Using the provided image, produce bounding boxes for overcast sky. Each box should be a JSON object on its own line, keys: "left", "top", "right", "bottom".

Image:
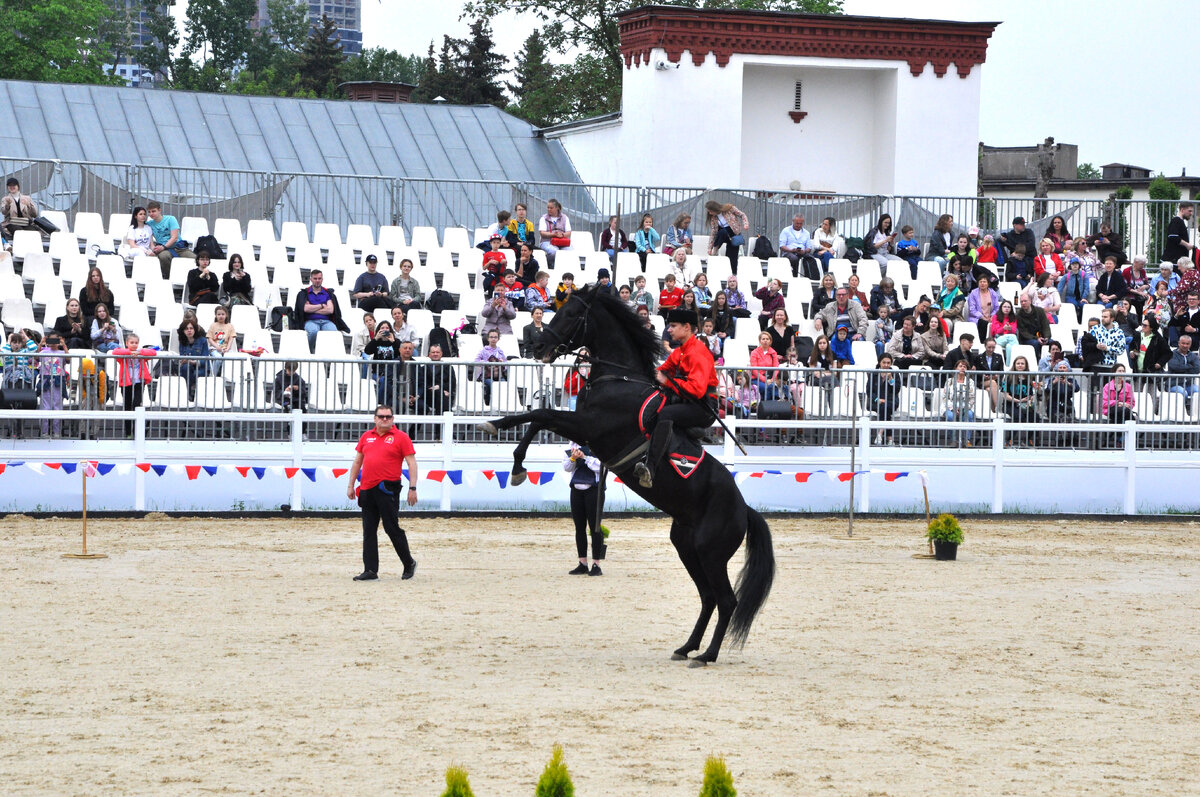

{"left": 363, "top": 0, "right": 1195, "bottom": 176}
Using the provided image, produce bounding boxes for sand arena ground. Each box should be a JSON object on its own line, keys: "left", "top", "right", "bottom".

{"left": 2, "top": 514, "right": 1198, "bottom": 796}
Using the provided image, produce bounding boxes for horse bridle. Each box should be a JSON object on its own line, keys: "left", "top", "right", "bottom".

{"left": 539, "top": 292, "right": 653, "bottom": 379}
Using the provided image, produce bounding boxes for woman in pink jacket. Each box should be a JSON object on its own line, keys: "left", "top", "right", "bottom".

{"left": 750, "top": 331, "right": 782, "bottom": 401}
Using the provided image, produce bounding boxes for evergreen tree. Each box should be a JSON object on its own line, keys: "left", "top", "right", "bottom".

{"left": 506, "top": 31, "right": 558, "bottom": 127}
{"left": 447, "top": 17, "right": 507, "bottom": 107}
{"left": 138, "top": 0, "right": 179, "bottom": 83}
{"left": 342, "top": 48, "right": 425, "bottom": 85}
{"left": 298, "top": 14, "right": 346, "bottom": 97}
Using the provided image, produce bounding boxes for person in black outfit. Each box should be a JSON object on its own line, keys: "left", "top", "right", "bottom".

{"left": 1170, "top": 291, "right": 1200, "bottom": 340}
{"left": 564, "top": 442, "right": 605, "bottom": 576}
{"left": 867, "top": 353, "right": 900, "bottom": 445}
{"left": 345, "top": 406, "right": 418, "bottom": 581}
{"left": 186, "top": 251, "right": 220, "bottom": 305}
{"left": 351, "top": 254, "right": 395, "bottom": 314}
{"left": 943, "top": 333, "right": 977, "bottom": 371}
{"left": 1087, "top": 222, "right": 1127, "bottom": 266}
{"left": 53, "top": 298, "right": 91, "bottom": 349}
{"left": 221, "top": 253, "right": 254, "bottom": 306}
{"left": 1161, "top": 202, "right": 1194, "bottom": 263}
{"left": 998, "top": 216, "right": 1037, "bottom": 263}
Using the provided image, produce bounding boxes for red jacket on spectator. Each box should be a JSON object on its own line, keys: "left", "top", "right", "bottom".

{"left": 659, "top": 286, "right": 684, "bottom": 310}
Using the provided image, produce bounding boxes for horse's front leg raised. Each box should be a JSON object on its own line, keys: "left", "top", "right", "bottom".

{"left": 477, "top": 409, "right": 587, "bottom": 485}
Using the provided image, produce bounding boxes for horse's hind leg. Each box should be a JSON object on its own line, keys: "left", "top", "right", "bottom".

{"left": 691, "top": 546, "right": 738, "bottom": 666}
{"left": 670, "top": 521, "right": 715, "bottom": 661}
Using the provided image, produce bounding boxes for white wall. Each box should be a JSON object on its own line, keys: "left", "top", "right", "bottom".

{"left": 891, "top": 61, "right": 983, "bottom": 196}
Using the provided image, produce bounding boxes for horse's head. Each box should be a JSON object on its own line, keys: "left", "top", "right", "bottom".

{"left": 535, "top": 287, "right": 594, "bottom": 362}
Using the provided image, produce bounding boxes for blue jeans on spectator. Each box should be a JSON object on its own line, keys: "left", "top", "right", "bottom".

{"left": 1170, "top": 383, "right": 1198, "bottom": 400}
{"left": 818, "top": 250, "right": 833, "bottom": 272}
{"left": 95, "top": 340, "right": 119, "bottom": 354}
{"left": 305, "top": 318, "right": 337, "bottom": 350}
{"left": 753, "top": 379, "right": 781, "bottom": 402}
{"left": 944, "top": 408, "right": 975, "bottom": 444}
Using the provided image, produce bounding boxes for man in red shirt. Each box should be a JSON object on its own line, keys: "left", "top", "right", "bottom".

{"left": 633, "top": 309, "right": 718, "bottom": 489}
{"left": 346, "top": 404, "right": 420, "bottom": 581}
{"left": 658, "top": 273, "right": 684, "bottom": 317}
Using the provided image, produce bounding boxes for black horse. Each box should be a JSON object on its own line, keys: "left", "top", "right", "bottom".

{"left": 479, "top": 286, "right": 774, "bottom": 665}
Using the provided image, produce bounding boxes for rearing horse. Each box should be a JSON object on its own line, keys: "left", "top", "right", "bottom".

{"left": 478, "top": 286, "right": 774, "bottom": 665}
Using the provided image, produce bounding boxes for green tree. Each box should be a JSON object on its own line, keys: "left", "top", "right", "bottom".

{"left": 265, "top": 0, "right": 309, "bottom": 52}
{"left": 440, "top": 765, "right": 475, "bottom": 797}
{"left": 534, "top": 745, "right": 575, "bottom": 797}
{"left": 0, "top": 0, "right": 123, "bottom": 85}
{"left": 182, "top": 0, "right": 257, "bottom": 74}
{"left": 698, "top": 755, "right": 737, "bottom": 797}
{"left": 507, "top": 32, "right": 559, "bottom": 126}
{"left": 298, "top": 14, "right": 346, "bottom": 97}
{"left": 97, "top": 1, "right": 137, "bottom": 75}
{"left": 138, "top": 0, "right": 180, "bottom": 83}
{"left": 442, "top": 17, "right": 508, "bottom": 106}
{"left": 1148, "top": 174, "right": 1183, "bottom": 263}
{"left": 341, "top": 47, "right": 425, "bottom": 85}
{"left": 1076, "top": 163, "right": 1101, "bottom": 180}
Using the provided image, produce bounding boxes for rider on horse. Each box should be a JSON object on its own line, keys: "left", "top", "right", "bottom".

{"left": 634, "top": 308, "right": 718, "bottom": 489}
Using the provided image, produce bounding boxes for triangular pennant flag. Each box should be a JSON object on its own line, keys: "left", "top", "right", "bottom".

{"left": 0, "top": 464, "right": 9, "bottom": 476}
{"left": 60, "top": 463, "right": 77, "bottom": 474}
{"left": 185, "top": 465, "right": 202, "bottom": 480}
{"left": 168, "top": 465, "right": 186, "bottom": 475}
{"left": 482, "top": 469, "right": 495, "bottom": 481}
{"left": 463, "top": 471, "right": 477, "bottom": 488}
{"left": 427, "top": 470, "right": 448, "bottom": 482}
{"left": 151, "top": 464, "right": 168, "bottom": 476}
{"left": 45, "top": 462, "right": 62, "bottom": 470}
{"left": 402, "top": 468, "right": 409, "bottom": 481}
{"left": 97, "top": 463, "right": 115, "bottom": 476}
{"left": 301, "top": 468, "right": 317, "bottom": 482}
{"left": 115, "top": 464, "right": 133, "bottom": 476}
{"left": 135, "top": 462, "right": 152, "bottom": 473}
{"left": 749, "top": 472, "right": 765, "bottom": 478}
{"left": 496, "top": 471, "right": 509, "bottom": 488}
{"left": 252, "top": 467, "right": 267, "bottom": 480}
{"left": 284, "top": 467, "right": 300, "bottom": 479}
{"left": 765, "top": 470, "right": 782, "bottom": 475}
{"left": 24, "top": 463, "right": 42, "bottom": 475}
{"left": 540, "top": 471, "right": 554, "bottom": 485}
{"left": 447, "top": 470, "right": 463, "bottom": 485}
{"left": 8, "top": 461, "right": 24, "bottom": 467}
{"left": 202, "top": 466, "right": 218, "bottom": 477}
{"left": 795, "top": 472, "right": 813, "bottom": 482}
{"left": 331, "top": 468, "right": 348, "bottom": 479}
{"left": 837, "top": 472, "right": 856, "bottom": 482}
{"left": 735, "top": 472, "right": 752, "bottom": 485}
{"left": 884, "top": 471, "right": 908, "bottom": 482}
{"left": 236, "top": 466, "right": 251, "bottom": 478}
{"left": 527, "top": 471, "right": 542, "bottom": 485}
{"left": 919, "top": 470, "right": 930, "bottom": 489}
{"left": 613, "top": 475, "right": 623, "bottom": 485}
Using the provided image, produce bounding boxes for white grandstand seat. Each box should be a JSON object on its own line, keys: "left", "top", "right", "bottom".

{"left": 214, "top": 218, "right": 244, "bottom": 245}
{"left": 705, "top": 256, "right": 732, "bottom": 285}
{"left": 914, "top": 261, "right": 943, "bottom": 294}
{"left": 690, "top": 234, "right": 709, "bottom": 258}
{"left": 194, "top": 304, "right": 217, "bottom": 330}
{"left": 257, "top": 242, "right": 290, "bottom": 271}
{"left": 72, "top": 212, "right": 107, "bottom": 243}
{"left": 180, "top": 216, "right": 210, "bottom": 245}
{"left": 583, "top": 251, "right": 609, "bottom": 274}
{"left": 409, "top": 226, "right": 440, "bottom": 253}
{"left": 439, "top": 268, "right": 473, "bottom": 302}
{"left": 230, "top": 304, "right": 263, "bottom": 333}
{"left": 346, "top": 224, "right": 376, "bottom": 252}
{"left": 554, "top": 251, "right": 581, "bottom": 276}
{"left": 377, "top": 225, "right": 407, "bottom": 253}
{"left": 442, "top": 227, "right": 472, "bottom": 255}
{"left": 41, "top": 210, "right": 69, "bottom": 236}
{"left": 130, "top": 255, "right": 161, "bottom": 288}
{"left": 30, "top": 275, "right": 65, "bottom": 312}
{"left": 289, "top": 242, "right": 322, "bottom": 270}
{"left": 1080, "top": 304, "right": 1103, "bottom": 327}
{"left": 280, "top": 221, "right": 310, "bottom": 248}
{"left": 615, "top": 252, "right": 640, "bottom": 277}
{"left": 240, "top": 328, "right": 275, "bottom": 354}
{"left": 457, "top": 248, "right": 483, "bottom": 275}
{"left": 322, "top": 246, "right": 355, "bottom": 282}
{"left": 106, "top": 213, "right": 129, "bottom": 242}
{"left": 96, "top": 254, "right": 128, "bottom": 284}
{"left": 313, "top": 329, "right": 348, "bottom": 359}
{"left": 828, "top": 259, "right": 853, "bottom": 286}
{"left": 12, "top": 230, "right": 43, "bottom": 260}
{"left": 721, "top": 341, "right": 750, "bottom": 368}
{"left": 391, "top": 245, "right": 420, "bottom": 268}
{"left": 246, "top": 219, "right": 280, "bottom": 247}
{"left": 343, "top": 378, "right": 377, "bottom": 412}
{"left": 457, "top": 334, "right": 484, "bottom": 363}
{"left": 1049, "top": 323, "right": 1075, "bottom": 348}
{"left": 1009, "top": 344, "right": 1038, "bottom": 369}
{"left": 168, "top": 256, "right": 193, "bottom": 288}
{"left": 20, "top": 252, "right": 55, "bottom": 283}
{"left": 733, "top": 316, "right": 761, "bottom": 346}
{"left": 142, "top": 277, "right": 176, "bottom": 310}
{"left": 312, "top": 223, "right": 343, "bottom": 250}
{"left": 278, "top": 329, "right": 313, "bottom": 359}
{"left": 764, "top": 257, "right": 793, "bottom": 284}
{"left": 192, "top": 376, "right": 231, "bottom": 410}
{"left": 109, "top": 279, "right": 140, "bottom": 312}
{"left": 149, "top": 375, "right": 193, "bottom": 409}
{"left": 850, "top": 340, "right": 877, "bottom": 369}
{"left": 855, "top": 259, "right": 883, "bottom": 288}
{"left": 406, "top": 309, "right": 435, "bottom": 339}
{"left": 270, "top": 260, "right": 302, "bottom": 290}
{"left": 424, "top": 248, "right": 454, "bottom": 275}
{"left": 48, "top": 232, "right": 81, "bottom": 263}
{"left": 308, "top": 373, "right": 343, "bottom": 411}
{"left": 644, "top": 252, "right": 670, "bottom": 276}
{"left": 472, "top": 227, "right": 491, "bottom": 248}
{"left": 566, "top": 230, "right": 595, "bottom": 253}
{"left": 789, "top": 276, "right": 814, "bottom": 307}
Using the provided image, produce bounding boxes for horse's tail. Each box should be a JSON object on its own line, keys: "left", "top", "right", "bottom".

{"left": 729, "top": 507, "right": 775, "bottom": 649}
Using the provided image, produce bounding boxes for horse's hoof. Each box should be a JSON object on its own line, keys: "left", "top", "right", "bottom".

{"left": 477, "top": 421, "right": 498, "bottom": 437}
{"left": 687, "top": 658, "right": 709, "bottom": 668}
{"left": 670, "top": 652, "right": 690, "bottom": 661}
{"left": 510, "top": 470, "right": 527, "bottom": 486}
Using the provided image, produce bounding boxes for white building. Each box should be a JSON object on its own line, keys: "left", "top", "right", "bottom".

{"left": 547, "top": 6, "right": 998, "bottom": 197}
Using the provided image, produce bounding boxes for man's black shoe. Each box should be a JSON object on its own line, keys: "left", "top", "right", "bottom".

{"left": 569, "top": 563, "right": 589, "bottom": 575}
{"left": 353, "top": 570, "right": 378, "bottom": 581}
{"left": 401, "top": 560, "right": 417, "bottom": 580}
{"left": 588, "top": 563, "right": 603, "bottom": 577}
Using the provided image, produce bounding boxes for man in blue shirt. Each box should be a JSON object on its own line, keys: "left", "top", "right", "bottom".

{"left": 777, "top": 214, "right": 813, "bottom": 278}
{"left": 146, "top": 200, "right": 195, "bottom": 278}
{"left": 293, "top": 269, "right": 349, "bottom": 351}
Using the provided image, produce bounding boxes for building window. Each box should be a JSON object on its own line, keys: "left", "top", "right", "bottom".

{"left": 793, "top": 81, "right": 803, "bottom": 111}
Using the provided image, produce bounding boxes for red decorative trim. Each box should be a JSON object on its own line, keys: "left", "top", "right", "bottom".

{"left": 788, "top": 110, "right": 808, "bottom": 123}
{"left": 617, "top": 6, "right": 997, "bottom": 79}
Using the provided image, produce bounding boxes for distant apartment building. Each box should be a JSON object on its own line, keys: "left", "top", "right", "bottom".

{"left": 107, "top": 0, "right": 175, "bottom": 88}
{"left": 251, "top": 0, "right": 362, "bottom": 55}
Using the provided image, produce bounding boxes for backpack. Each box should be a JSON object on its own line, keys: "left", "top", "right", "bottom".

{"left": 425, "top": 288, "right": 457, "bottom": 314}
{"left": 752, "top": 235, "right": 775, "bottom": 260}
{"left": 268, "top": 306, "right": 293, "bottom": 332}
{"left": 425, "top": 325, "right": 457, "bottom": 358}
{"left": 800, "top": 254, "right": 821, "bottom": 281}
{"left": 194, "top": 234, "right": 225, "bottom": 259}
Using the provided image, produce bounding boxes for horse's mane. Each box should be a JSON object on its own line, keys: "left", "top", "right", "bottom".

{"left": 574, "top": 284, "right": 663, "bottom": 374}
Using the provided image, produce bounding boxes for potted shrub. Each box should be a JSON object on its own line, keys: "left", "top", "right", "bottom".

{"left": 926, "top": 513, "right": 964, "bottom": 560}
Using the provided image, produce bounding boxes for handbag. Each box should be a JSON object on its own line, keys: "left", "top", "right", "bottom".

{"left": 550, "top": 236, "right": 571, "bottom": 248}
{"left": 729, "top": 233, "right": 746, "bottom": 248}
{"left": 32, "top": 216, "right": 59, "bottom": 235}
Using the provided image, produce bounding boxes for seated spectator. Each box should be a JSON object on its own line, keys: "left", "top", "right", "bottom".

{"left": 862, "top": 212, "right": 900, "bottom": 273}
{"left": 146, "top": 200, "right": 195, "bottom": 279}
{"left": 388, "top": 306, "right": 418, "bottom": 346}
{"left": 724, "top": 275, "right": 751, "bottom": 318}
{"left": 481, "top": 236, "right": 509, "bottom": 296}
{"left": 812, "top": 272, "right": 837, "bottom": 314}
{"left": 1095, "top": 256, "right": 1128, "bottom": 308}
{"left": 667, "top": 248, "right": 693, "bottom": 288}
{"left": 1122, "top": 255, "right": 1152, "bottom": 312}
{"left": 474, "top": 329, "right": 508, "bottom": 404}
{"left": 1065, "top": 237, "right": 1099, "bottom": 281}
{"left": 415, "top": 343, "right": 457, "bottom": 417}
{"left": 808, "top": 334, "right": 838, "bottom": 393}
{"left": 293, "top": 269, "right": 349, "bottom": 351}
{"left": 480, "top": 291, "right": 516, "bottom": 337}
{"left": 679, "top": 289, "right": 700, "bottom": 321}
{"left": 844, "top": 274, "right": 868, "bottom": 308}
{"left": 895, "top": 225, "right": 922, "bottom": 279}
{"left": 750, "top": 331, "right": 782, "bottom": 401}
{"left": 562, "top": 348, "right": 590, "bottom": 410}
{"left": 351, "top": 253, "right": 394, "bottom": 314}
{"left": 868, "top": 353, "right": 899, "bottom": 445}
{"left": 872, "top": 304, "right": 895, "bottom": 358}
{"left": 512, "top": 243, "right": 538, "bottom": 284}
{"left": 90, "top": 303, "right": 123, "bottom": 354}
{"left": 1076, "top": 317, "right": 1106, "bottom": 373}
{"left": 1087, "top": 222, "right": 1126, "bottom": 266}
{"left": 945, "top": 235, "right": 977, "bottom": 290}
{"left": 1145, "top": 279, "right": 1174, "bottom": 334}
{"left": 1000, "top": 356, "right": 1042, "bottom": 446}
{"left": 967, "top": 275, "right": 1001, "bottom": 343}
{"left": 990, "top": 300, "right": 1021, "bottom": 364}
{"left": 631, "top": 274, "right": 656, "bottom": 314}
{"left": 174, "top": 318, "right": 209, "bottom": 397}
{"left": 755, "top": 278, "right": 787, "bottom": 329}
{"left": 1044, "top": 361, "right": 1079, "bottom": 426}
{"left": 922, "top": 314, "right": 949, "bottom": 367}
{"left": 975, "top": 338, "right": 1005, "bottom": 409}
{"left": 1167, "top": 334, "right": 1200, "bottom": 398}
{"left": 1025, "top": 271, "right": 1062, "bottom": 322}
{"left": 829, "top": 323, "right": 855, "bottom": 367}
{"left": 498, "top": 269, "right": 526, "bottom": 309}
{"left": 555, "top": 272, "right": 575, "bottom": 310}
{"left": 659, "top": 273, "right": 685, "bottom": 317}
{"left": 897, "top": 295, "right": 934, "bottom": 334}
{"left": 728, "top": 372, "right": 757, "bottom": 419}
{"left": 1101, "top": 364, "right": 1136, "bottom": 423}
{"left": 1037, "top": 340, "right": 1066, "bottom": 372}
{"left": 2, "top": 329, "right": 38, "bottom": 389}
{"left": 538, "top": 198, "right": 572, "bottom": 268}
{"left": 599, "top": 215, "right": 628, "bottom": 265}
{"left": 1007, "top": 243, "right": 1032, "bottom": 287}
{"left": 350, "top": 312, "right": 376, "bottom": 377}
{"left": 478, "top": 209, "right": 511, "bottom": 252}
{"left": 388, "top": 257, "right": 424, "bottom": 312}
{"left": 816, "top": 287, "right": 868, "bottom": 341}
{"left": 206, "top": 305, "right": 236, "bottom": 374}
{"left": 869, "top": 277, "right": 901, "bottom": 319}
{"left": 975, "top": 234, "right": 1000, "bottom": 268}
{"left": 697, "top": 317, "right": 722, "bottom": 359}
{"left": 943, "top": 332, "right": 976, "bottom": 371}
{"left": 78, "top": 267, "right": 114, "bottom": 321}
{"left": 765, "top": 307, "right": 797, "bottom": 359}
{"left": 885, "top": 315, "right": 925, "bottom": 369}
{"left": 1132, "top": 315, "right": 1171, "bottom": 374}
{"left": 664, "top": 213, "right": 693, "bottom": 256}
{"left": 363, "top": 321, "right": 400, "bottom": 406}
{"left": 1093, "top": 307, "right": 1128, "bottom": 369}
{"left": 1046, "top": 215, "right": 1071, "bottom": 253}
{"left": 943, "top": 358, "right": 977, "bottom": 446}
{"left": 119, "top": 206, "right": 155, "bottom": 259}
{"left": 708, "top": 290, "right": 734, "bottom": 341}
{"left": 634, "top": 213, "right": 660, "bottom": 271}
{"left": 53, "top": 298, "right": 91, "bottom": 349}
{"left": 222, "top": 254, "right": 253, "bottom": 306}
{"left": 525, "top": 271, "right": 553, "bottom": 312}
{"left": 186, "top": 251, "right": 220, "bottom": 305}
{"left": 998, "top": 216, "right": 1036, "bottom": 270}
{"left": 812, "top": 217, "right": 843, "bottom": 272}
{"left": 1057, "top": 260, "right": 1090, "bottom": 322}
{"left": 0, "top": 177, "right": 37, "bottom": 240}
{"left": 928, "top": 214, "right": 954, "bottom": 269}
{"left": 521, "top": 306, "right": 550, "bottom": 358}
{"left": 272, "top": 361, "right": 309, "bottom": 412}
{"left": 1016, "top": 292, "right": 1051, "bottom": 359}
{"left": 935, "top": 273, "right": 966, "bottom": 320}
{"left": 778, "top": 214, "right": 814, "bottom": 279}
{"left": 1149, "top": 262, "right": 1178, "bottom": 295}
{"left": 595, "top": 268, "right": 617, "bottom": 296}
{"left": 505, "top": 203, "right": 536, "bottom": 252}
{"left": 1170, "top": 290, "right": 1200, "bottom": 344}
{"left": 705, "top": 200, "right": 749, "bottom": 275}
{"left": 783, "top": 347, "right": 805, "bottom": 407}
{"left": 111, "top": 332, "right": 156, "bottom": 431}
{"left": 692, "top": 272, "right": 713, "bottom": 311}
{"left": 37, "top": 333, "right": 69, "bottom": 436}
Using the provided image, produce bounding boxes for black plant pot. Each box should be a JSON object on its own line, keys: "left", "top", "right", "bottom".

{"left": 933, "top": 540, "right": 959, "bottom": 561}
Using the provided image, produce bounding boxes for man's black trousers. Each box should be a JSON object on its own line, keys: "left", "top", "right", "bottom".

{"left": 360, "top": 483, "right": 414, "bottom": 573}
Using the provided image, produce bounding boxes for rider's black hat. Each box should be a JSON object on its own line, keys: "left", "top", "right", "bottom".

{"left": 665, "top": 308, "right": 699, "bottom": 328}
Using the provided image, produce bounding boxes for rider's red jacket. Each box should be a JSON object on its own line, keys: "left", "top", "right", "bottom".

{"left": 658, "top": 335, "right": 718, "bottom": 400}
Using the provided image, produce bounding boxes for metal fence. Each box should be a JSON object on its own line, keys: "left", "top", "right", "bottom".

{"left": 2, "top": 155, "right": 1192, "bottom": 262}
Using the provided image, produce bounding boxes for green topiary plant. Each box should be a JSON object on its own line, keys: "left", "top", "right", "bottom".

{"left": 600, "top": 523, "right": 611, "bottom": 539}
{"left": 698, "top": 755, "right": 737, "bottom": 797}
{"left": 535, "top": 745, "right": 574, "bottom": 797}
{"left": 926, "top": 513, "right": 964, "bottom": 544}
{"left": 441, "top": 765, "right": 475, "bottom": 797}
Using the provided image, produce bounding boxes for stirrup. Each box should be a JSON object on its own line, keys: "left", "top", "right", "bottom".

{"left": 633, "top": 461, "right": 653, "bottom": 488}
